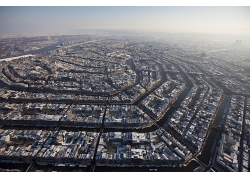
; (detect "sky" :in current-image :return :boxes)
[0,6,250,36]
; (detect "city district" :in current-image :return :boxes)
[0,34,250,172]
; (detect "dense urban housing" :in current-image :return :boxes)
[0,33,250,172]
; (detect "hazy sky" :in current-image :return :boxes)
[0,6,250,36]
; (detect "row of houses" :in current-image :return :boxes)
[216,95,245,172]
[0,129,98,166]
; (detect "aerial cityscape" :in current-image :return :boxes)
[0,5,250,172]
